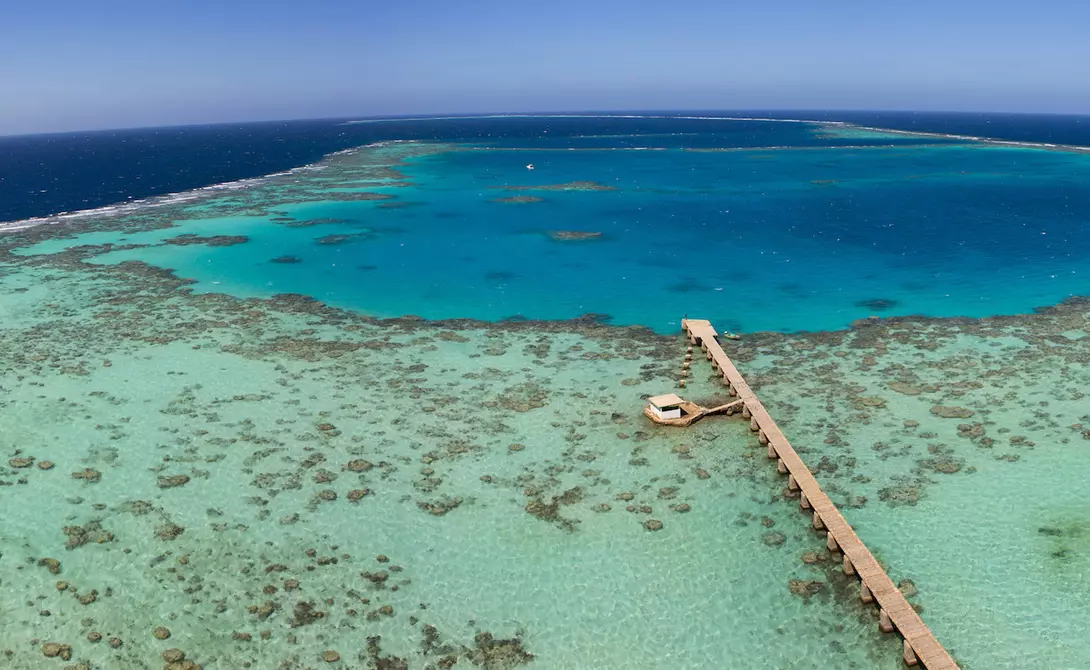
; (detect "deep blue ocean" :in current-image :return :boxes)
[5,111,1090,332]
[2,111,1088,224]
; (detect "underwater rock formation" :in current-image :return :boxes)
[490,196,545,204]
[492,180,616,192]
[163,234,249,247]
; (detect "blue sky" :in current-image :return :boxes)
[1,0,1087,135]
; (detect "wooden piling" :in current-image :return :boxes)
[879,609,894,634]
[904,640,920,666]
[861,582,874,604]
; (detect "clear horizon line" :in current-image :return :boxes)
[2,107,1088,140]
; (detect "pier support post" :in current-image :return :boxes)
[800,493,811,510]
[879,609,894,634]
[742,405,751,419]
[787,475,800,492]
[767,443,776,459]
[758,430,768,445]
[860,582,873,604]
[777,459,787,474]
[728,385,737,397]
[749,418,759,432]
[902,640,919,666]
[842,556,855,576]
[826,532,839,552]
[812,512,825,530]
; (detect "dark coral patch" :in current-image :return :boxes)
[492,180,616,192]
[314,231,375,245]
[164,234,249,247]
[856,298,899,311]
[667,280,711,294]
[280,217,350,228]
[485,270,519,283]
[547,231,602,241]
[491,196,545,204]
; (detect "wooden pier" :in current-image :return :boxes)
[681,319,959,670]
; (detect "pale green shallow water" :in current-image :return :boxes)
[0,263,903,669]
[743,321,1090,669]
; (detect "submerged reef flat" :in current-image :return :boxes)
[0,249,906,669]
[731,307,1090,668]
[489,181,617,192]
[4,215,1090,669]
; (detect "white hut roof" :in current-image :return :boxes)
[648,393,684,409]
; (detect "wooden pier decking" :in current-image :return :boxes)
[680,319,959,670]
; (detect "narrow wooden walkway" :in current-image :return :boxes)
[681,319,959,670]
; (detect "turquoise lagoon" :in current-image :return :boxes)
[15,120,1090,334]
[3,117,1090,668]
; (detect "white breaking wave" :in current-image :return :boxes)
[1,171,300,232]
[344,113,843,126]
[0,141,409,234]
[843,125,1088,152]
[349,114,1090,152]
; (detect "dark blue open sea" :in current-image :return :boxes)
[3,112,1088,224]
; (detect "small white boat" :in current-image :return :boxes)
[526,164,535,170]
